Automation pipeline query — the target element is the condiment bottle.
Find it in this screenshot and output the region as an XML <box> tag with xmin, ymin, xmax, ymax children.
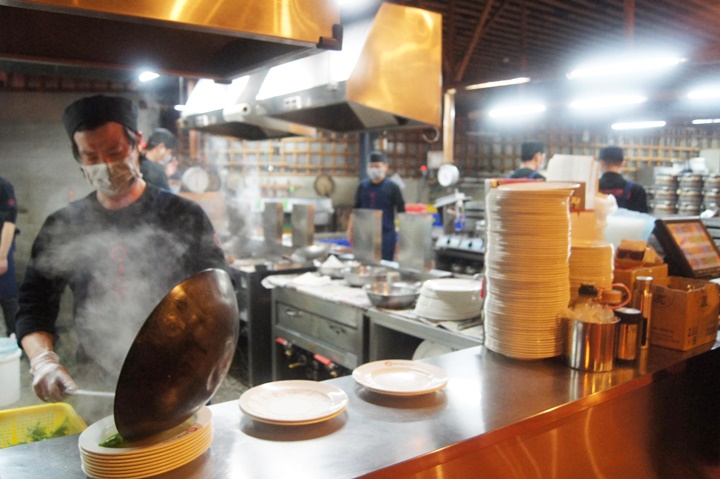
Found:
<box><xmin>631</xmin><ymin>276</ymin><xmax>654</xmax><ymax>350</ymax></box>
<box><xmin>614</xmin><ymin>307</ymin><xmax>642</xmax><ymax>361</ymax></box>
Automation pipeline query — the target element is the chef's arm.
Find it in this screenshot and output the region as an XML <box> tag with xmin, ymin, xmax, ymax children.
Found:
<box><xmin>0</xmin><ymin>221</ymin><xmax>15</xmax><ymax>275</ymax></box>
<box><xmin>22</xmin><ymin>330</ymin><xmax>78</xmax><ymax>402</ymax></box>
<box><xmin>20</xmin><ymin>330</ymin><xmax>54</xmax><ymax>360</ymax></box>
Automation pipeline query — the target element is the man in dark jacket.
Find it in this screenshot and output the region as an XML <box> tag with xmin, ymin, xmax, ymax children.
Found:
<box><xmin>509</xmin><ymin>141</ymin><xmax>546</xmax><ymax>180</ymax></box>
<box><xmin>347</xmin><ymin>151</ymin><xmax>406</xmax><ymax>261</ymax></box>
<box><xmin>139</xmin><ymin>128</ymin><xmax>175</xmax><ymax>190</ymax></box>
<box><xmin>598</xmin><ymin>146</ymin><xmax>649</xmax><ymax>213</ymax></box>
<box><xmin>15</xmin><ymin>95</ymin><xmax>228</xmax><ymax>404</ymax></box>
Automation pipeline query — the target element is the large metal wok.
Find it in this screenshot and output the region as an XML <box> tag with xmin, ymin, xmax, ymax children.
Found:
<box><xmin>114</xmin><ymin>268</ymin><xmax>239</xmax><ymax>441</ymax></box>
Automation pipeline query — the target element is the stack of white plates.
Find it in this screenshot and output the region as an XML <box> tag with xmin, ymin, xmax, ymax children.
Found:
<box><xmin>239</xmin><ymin>380</ymin><xmax>348</xmax><ymax>426</ymax></box>
<box><xmin>78</xmin><ymin>407</ymin><xmax>213</xmax><ymax>479</ymax></box>
<box><xmin>414</xmin><ymin>278</ymin><xmax>483</xmax><ymax>321</ymax></box>
<box><xmin>569</xmin><ymin>241</ymin><xmax>614</xmax><ymax>300</ymax></box>
<box><xmin>484</xmin><ymin>182</ymin><xmax>577</xmax><ymax>359</ymax></box>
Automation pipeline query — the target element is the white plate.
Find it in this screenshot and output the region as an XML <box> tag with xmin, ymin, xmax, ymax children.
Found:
<box><xmin>78</xmin><ymin>407</ymin><xmax>212</xmax><ymax>456</ymax></box>
<box><xmin>353</xmin><ymin>359</ymin><xmax>449</xmax><ymax>396</ymax></box>
<box><xmin>239</xmin><ymin>380</ymin><xmax>348</xmax><ymax>425</ymax></box>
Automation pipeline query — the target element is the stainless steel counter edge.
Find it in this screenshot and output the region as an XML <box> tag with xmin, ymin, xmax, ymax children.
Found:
<box><xmin>1</xmin><ymin>340</ymin><xmax>718</xmax><ymax>479</ymax></box>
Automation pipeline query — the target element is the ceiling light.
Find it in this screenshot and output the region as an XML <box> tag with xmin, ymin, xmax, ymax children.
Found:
<box><xmin>465</xmin><ymin>77</ymin><xmax>531</xmax><ymax>91</ymax></box>
<box><xmin>138</xmin><ymin>71</ymin><xmax>160</xmax><ymax>82</ymax></box>
<box><xmin>611</xmin><ymin>120</ymin><xmax>666</xmax><ymax>130</ymax></box>
<box><xmin>570</xmin><ymin>94</ymin><xmax>647</xmax><ymax>110</ymax></box>
<box><xmin>692</xmin><ymin>118</ymin><xmax>720</xmax><ymax>125</ymax></box>
<box><xmin>688</xmin><ymin>88</ymin><xmax>720</xmax><ymax>100</ymax></box>
<box><xmin>567</xmin><ymin>56</ymin><xmax>685</xmax><ymax>80</ymax></box>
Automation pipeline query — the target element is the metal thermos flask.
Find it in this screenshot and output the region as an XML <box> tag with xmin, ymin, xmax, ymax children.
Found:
<box><xmin>631</xmin><ymin>276</ymin><xmax>654</xmax><ymax>350</ymax></box>
<box><xmin>614</xmin><ymin>307</ymin><xmax>642</xmax><ymax>361</ymax></box>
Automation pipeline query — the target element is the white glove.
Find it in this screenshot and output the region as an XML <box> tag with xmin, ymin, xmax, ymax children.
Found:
<box><xmin>29</xmin><ymin>351</ymin><xmax>78</xmax><ymax>402</ymax></box>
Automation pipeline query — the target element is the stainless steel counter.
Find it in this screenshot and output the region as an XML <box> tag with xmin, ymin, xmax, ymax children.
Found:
<box><xmin>3</xmin><ymin>339</ymin><xmax>719</xmax><ymax>478</ymax></box>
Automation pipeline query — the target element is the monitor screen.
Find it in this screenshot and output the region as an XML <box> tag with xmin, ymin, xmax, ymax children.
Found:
<box><xmin>653</xmin><ymin>218</ymin><xmax>720</xmax><ymax>279</ymax></box>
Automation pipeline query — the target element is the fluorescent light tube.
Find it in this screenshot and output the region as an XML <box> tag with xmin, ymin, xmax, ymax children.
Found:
<box><xmin>465</xmin><ymin>77</ymin><xmax>531</xmax><ymax>91</ymax></box>
<box><xmin>567</xmin><ymin>56</ymin><xmax>684</xmax><ymax>80</ymax></box>
<box><xmin>688</xmin><ymin>88</ymin><xmax>720</xmax><ymax>100</ymax></box>
<box><xmin>138</xmin><ymin>71</ymin><xmax>160</xmax><ymax>82</ymax></box>
<box><xmin>611</xmin><ymin>120</ymin><xmax>666</xmax><ymax>130</ymax></box>
<box><xmin>692</xmin><ymin>118</ymin><xmax>720</xmax><ymax>125</ymax></box>
<box><xmin>570</xmin><ymin>94</ymin><xmax>646</xmax><ymax>110</ymax></box>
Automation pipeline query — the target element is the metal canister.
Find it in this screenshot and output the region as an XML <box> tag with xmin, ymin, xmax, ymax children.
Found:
<box><xmin>631</xmin><ymin>276</ymin><xmax>654</xmax><ymax>350</ymax></box>
<box><xmin>615</xmin><ymin>307</ymin><xmax>642</xmax><ymax>361</ymax></box>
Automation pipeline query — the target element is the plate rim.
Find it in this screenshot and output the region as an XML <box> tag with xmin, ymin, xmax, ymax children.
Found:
<box><xmin>352</xmin><ymin>359</ymin><xmax>449</xmax><ymax>396</ymax></box>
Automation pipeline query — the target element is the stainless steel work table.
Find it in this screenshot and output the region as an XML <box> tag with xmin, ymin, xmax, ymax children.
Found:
<box><xmin>2</xmin><ymin>338</ymin><xmax>719</xmax><ymax>478</ymax></box>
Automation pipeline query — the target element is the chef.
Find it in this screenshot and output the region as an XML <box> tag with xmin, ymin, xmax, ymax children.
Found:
<box><xmin>139</xmin><ymin>128</ymin><xmax>175</xmax><ymax>190</ymax></box>
<box><xmin>15</xmin><ymin>95</ymin><xmax>228</xmax><ymax>403</ymax></box>
<box><xmin>509</xmin><ymin>141</ymin><xmax>547</xmax><ymax>180</ymax></box>
<box><xmin>347</xmin><ymin>150</ymin><xmax>406</xmax><ymax>261</ymax></box>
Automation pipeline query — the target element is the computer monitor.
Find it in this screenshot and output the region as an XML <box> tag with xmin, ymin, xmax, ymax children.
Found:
<box><xmin>653</xmin><ymin>217</ymin><xmax>720</xmax><ymax>279</ymax></box>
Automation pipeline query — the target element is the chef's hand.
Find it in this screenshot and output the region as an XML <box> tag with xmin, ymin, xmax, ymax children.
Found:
<box><xmin>29</xmin><ymin>351</ymin><xmax>78</xmax><ymax>402</ymax></box>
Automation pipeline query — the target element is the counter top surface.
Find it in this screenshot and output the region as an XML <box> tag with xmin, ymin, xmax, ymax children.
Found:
<box><xmin>2</xmin><ymin>338</ymin><xmax>718</xmax><ymax>479</ymax></box>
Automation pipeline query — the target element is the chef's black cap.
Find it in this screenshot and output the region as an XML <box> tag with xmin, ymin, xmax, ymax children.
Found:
<box><xmin>599</xmin><ymin>146</ymin><xmax>624</xmax><ymax>164</ymax></box>
<box><xmin>62</xmin><ymin>95</ymin><xmax>138</xmax><ymax>139</ymax></box>
<box><xmin>521</xmin><ymin>141</ymin><xmax>545</xmax><ymax>162</ymax></box>
<box><xmin>369</xmin><ymin>150</ymin><xmax>387</xmax><ymax>163</ymax></box>
<box><xmin>146</xmin><ymin>128</ymin><xmax>176</xmax><ymax>150</ymax></box>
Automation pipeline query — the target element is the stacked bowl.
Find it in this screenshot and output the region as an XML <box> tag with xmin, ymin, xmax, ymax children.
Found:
<box><xmin>484</xmin><ymin>182</ymin><xmax>577</xmax><ymax>359</ymax></box>
<box><xmin>414</xmin><ymin>278</ymin><xmax>483</xmax><ymax>321</ymax></box>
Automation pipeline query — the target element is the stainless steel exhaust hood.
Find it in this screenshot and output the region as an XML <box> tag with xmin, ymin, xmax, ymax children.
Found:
<box><xmin>179</xmin><ymin>74</ymin><xmax>318</xmax><ymax>140</ymax></box>
<box><xmin>0</xmin><ymin>0</ymin><xmax>341</xmax><ymax>81</ymax></box>
<box><xmin>180</xmin><ymin>3</ymin><xmax>441</xmax><ymax>139</ymax></box>
<box><xmin>253</xmin><ymin>3</ymin><xmax>442</xmax><ymax>133</ymax></box>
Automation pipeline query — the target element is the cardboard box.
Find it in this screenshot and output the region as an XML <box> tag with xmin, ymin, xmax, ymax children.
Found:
<box><xmin>613</xmin><ymin>263</ymin><xmax>669</xmax><ymax>292</ymax></box>
<box><xmin>650</xmin><ymin>276</ymin><xmax>720</xmax><ymax>351</ymax></box>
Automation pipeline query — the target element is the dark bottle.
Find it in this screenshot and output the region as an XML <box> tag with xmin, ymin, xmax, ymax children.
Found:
<box><xmin>615</xmin><ymin>307</ymin><xmax>642</xmax><ymax>361</ymax></box>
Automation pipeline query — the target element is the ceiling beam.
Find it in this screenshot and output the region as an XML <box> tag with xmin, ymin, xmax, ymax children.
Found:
<box><xmin>454</xmin><ymin>0</ymin><xmax>497</xmax><ymax>83</ymax></box>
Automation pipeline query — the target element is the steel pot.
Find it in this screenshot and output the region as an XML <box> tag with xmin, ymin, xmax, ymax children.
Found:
<box><xmin>342</xmin><ymin>265</ymin><xmax>387</xmax><ymax>287</ymax></box>
<box><xmin>364</xmin><ymin>281</ymin><xmax>420</xmax><ymax>309</ymax></box>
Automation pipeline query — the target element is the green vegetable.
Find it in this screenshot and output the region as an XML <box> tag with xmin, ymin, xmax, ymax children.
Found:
<box><xmin>25</xmin><ymin>418</ymin><xmax>70</xmax><ymax>443</ymax></box>
<box><xmin>99</xmin><ymin>432</ymin><xmax>128</xmax><ymax>448</ymax></box>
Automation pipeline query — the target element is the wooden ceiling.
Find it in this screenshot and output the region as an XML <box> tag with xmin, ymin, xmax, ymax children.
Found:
<box><xmin>388</xmin><ymin>0</ymin><xmax>720</xmax><ymax>87</ymax></box>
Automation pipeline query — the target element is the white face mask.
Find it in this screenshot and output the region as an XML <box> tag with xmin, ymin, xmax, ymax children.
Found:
<box><xmin>367</xmin><ymin>167</ymin><xmax>385</xmax><ymax>181</ymax></box>
<box><xmin>81</xmin><ymin>158</ymin><xmax>141</xmax><ymax>197</ymax></box>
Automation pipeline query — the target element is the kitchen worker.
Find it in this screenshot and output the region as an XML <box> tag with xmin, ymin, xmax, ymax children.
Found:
<box><xmin>598</xmin><ymin>145</ymin><xmax>649</xmax><ymax>213</ymax></box>
<box><xmin>0</xmin><ymin>176</ymin><xmax>18</xmax><ymax>336</ymax></box>
<box><xmin>139</xmin><ymin>128</ymin><xmax>174</xmax><ymax>190</ymax></box>
<box><xmin>348</xmin><ymin>150</ymin><xmax>406</xmax><ymax>261</ymax></box>
<box><xmin>15</xmin><ymin>95</ymin><xmax>228</xmax><ymax>403</ymax></box>
<box><xmin>509</xmin><ymin>140</ymin><xmax>547</xmax><ymax>180</ymax></box>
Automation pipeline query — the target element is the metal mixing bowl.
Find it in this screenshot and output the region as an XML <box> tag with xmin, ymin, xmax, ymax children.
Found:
<box><xmin>342</xmin><ymin>265</ymin><xmax>387</xmax><ymax>287</ymax></box>
<box><xmin>364</xmin><ymin>281</ymin><xmax>420</xmax><ymax>309</ymax></box>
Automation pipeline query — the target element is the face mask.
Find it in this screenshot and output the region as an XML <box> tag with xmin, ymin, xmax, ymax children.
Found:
<box><xmin>367</xmin><ymin>167</ymin><xmax>385</xmax><ymax>181</ymax></box>
<box><xmin>81</xmin><ymin>158</ymin><xmax>141</xmax><ymax>197</ymax></box>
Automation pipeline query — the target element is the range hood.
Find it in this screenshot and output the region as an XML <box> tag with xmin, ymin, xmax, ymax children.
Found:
<box><xmin>0</xmin><ymin>0</ymin><xmax>341</xmax><ymax>81</ymax></box>
<box><xmin>180</xmin><ymin>3</ymin><xmax>441</xmax><ymax>139</ymax></box>
<box><xmin>254</xmin><ymin>3</ymin><xmax>442</xmax><ymax>133</ymax></box>
<box><xmin>179</xmin><ymin>74</ymin><xmax>318</xmax><ymax>141</ymax></box>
